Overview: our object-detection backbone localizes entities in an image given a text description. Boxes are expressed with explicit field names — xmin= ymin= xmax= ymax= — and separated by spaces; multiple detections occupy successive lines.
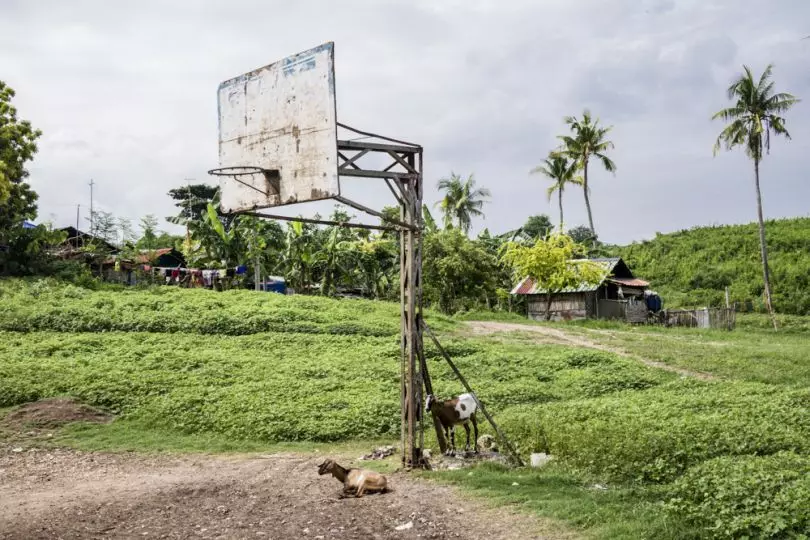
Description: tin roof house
xmin=511 ymin=257 xmax=655 ymax=322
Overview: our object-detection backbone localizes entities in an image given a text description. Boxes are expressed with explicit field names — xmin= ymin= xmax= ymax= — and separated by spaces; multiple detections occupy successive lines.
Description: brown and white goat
xmin=317 ymin=459 xmax=388 ymax=498
xmin=425 ymin=392 xmax=479 ymax=455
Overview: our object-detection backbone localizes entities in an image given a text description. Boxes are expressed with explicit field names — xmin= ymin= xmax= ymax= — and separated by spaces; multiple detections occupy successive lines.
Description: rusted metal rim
xmin=207 ymin=166 xmax=270 ymax=177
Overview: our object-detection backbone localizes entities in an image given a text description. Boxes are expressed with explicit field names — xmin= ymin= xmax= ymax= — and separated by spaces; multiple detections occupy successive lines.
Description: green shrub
xmin=0 ymin=279 xmax=401 ymax=337
xmin=666 ymin=452 xmax=810 ymax=538
xmin=499 ymin=380 xmax=810 ymax=483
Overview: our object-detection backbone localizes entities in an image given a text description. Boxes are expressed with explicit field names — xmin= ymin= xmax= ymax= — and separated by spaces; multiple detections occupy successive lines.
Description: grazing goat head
xmin=425 ymin=393 xmax=479 ymax=455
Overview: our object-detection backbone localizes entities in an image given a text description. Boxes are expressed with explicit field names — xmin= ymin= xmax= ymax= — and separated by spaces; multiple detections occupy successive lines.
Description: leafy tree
xmin=87 ymin=210 xmax=118 ymax=245
xmin=0 ymin=81 xmax=41 ymax=243
xmin=531 ymin=153 xmax=582 ymax=232
xmin=476 ymin=228 xmax=517 ymax=310
xmin=348 ymin=237 xmax=397 ymax=299
xmin=313 ymin=209 xmax=355 ymax=296
xmin=521 ymin=215 xmax=554 ymax=241
xmin=435 ymin=172 xmax=491 ymax=234
xmin=568 ymin=225 xmax=597 ymax=246
xmin=0 ymin=223 xmax=67 ymax=275
xmin=713 ymin=64 xmax=800 ymax=327
xmin=138 ymin=214 xmax=160 ymax=250
xmin=422 ymin=204 xmax=438 ymax=234
xmin=558 ymin=110 xmax=616 ymax=247
xmin=502 ymin=233 xmax=603 ymax=320
xmin=117 ymin=217 xmax=136 ymax=246
xmin=281 ymin=220 xmax=316 ymax=292
xmin=167 ymin=183 xmax=218 ymax=222
xmin=423 ymin=229 xmax=499 ymax=313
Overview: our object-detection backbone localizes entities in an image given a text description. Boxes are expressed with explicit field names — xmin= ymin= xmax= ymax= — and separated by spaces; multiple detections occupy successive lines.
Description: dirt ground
xmin=0 ymin=401 xmax=570 ymax=540
xmin=463 ymin=320 xmax=717 ymax=380
xmin=0 ymin=445 xmax=573 ymax=540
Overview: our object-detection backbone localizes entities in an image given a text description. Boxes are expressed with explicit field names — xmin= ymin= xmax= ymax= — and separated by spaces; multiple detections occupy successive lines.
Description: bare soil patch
xmin=2 ymin=398 xmax=112 ymax=430
xmin=464 ymin=321 xmax=717 ymax=381
xmin=0 ymin=442 xmax=571 ymax=540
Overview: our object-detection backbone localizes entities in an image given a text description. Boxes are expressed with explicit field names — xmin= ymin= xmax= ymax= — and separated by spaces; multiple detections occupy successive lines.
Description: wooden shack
xmin=511 ymin=257 xmax=651 ymax=321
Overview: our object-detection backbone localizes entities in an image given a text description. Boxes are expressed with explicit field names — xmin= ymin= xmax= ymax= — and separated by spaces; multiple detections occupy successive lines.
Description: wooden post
xmin=399 ymin=150 xmax=427 ymax=469
xmin=725 ymin=287 xmax=730 ymax=309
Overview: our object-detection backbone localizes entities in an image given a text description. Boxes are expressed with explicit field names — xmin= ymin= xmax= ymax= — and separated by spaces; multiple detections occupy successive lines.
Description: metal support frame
xmin=335 ymin=124 xmax=430 ymax=470
xmin=224 ymin=123 xmax=433 ymax=470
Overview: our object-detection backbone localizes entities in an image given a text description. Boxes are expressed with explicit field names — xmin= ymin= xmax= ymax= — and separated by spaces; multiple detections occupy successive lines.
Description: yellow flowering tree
xmin=501 ymin=233 xmax=604 ymax=320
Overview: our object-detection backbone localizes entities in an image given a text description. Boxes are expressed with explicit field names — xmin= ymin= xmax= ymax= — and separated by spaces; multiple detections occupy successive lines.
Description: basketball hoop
xmin=208 ymin=166 xmax=281 ymax=199
xmin=207 ymin=166 xmax=273 ymax=177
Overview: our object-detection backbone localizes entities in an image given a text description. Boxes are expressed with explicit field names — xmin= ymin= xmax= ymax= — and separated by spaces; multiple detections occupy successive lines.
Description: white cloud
xmin=2 ymin=0 xmax=809 ymax=242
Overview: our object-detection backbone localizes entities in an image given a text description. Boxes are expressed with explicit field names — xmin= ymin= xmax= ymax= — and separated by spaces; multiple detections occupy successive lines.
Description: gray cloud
xmin=2 ymin=0 xmax=809 ymax=243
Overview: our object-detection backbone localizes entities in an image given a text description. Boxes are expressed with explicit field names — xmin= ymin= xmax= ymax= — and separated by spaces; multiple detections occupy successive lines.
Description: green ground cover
xmin=2 ymin=279 xmax=808 ymax=538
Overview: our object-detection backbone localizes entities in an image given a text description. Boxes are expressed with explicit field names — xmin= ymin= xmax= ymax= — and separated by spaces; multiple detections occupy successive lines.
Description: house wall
xmin=528 ymin=293 xmax=589 ymax=321
xmin=597 ymin=299 xmax=649 ymax=322
xmin=597 ymin=299 xmax=626 ymax=319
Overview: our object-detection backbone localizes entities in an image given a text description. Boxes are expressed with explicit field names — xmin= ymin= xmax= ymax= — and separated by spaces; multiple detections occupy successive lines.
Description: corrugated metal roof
xmin=510 ymin=257 xmax=632 ymax=295
xmin=608 ymin=277 xmax=649 ymax=288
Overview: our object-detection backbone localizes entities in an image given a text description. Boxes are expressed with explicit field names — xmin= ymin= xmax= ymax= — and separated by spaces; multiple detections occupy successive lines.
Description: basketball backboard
xmin=214 ymin=42 xmax=339 ymax=213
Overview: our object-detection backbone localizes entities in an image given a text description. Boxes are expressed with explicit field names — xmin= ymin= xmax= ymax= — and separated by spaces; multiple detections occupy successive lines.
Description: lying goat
xmin=317 ymin=459 xmax=388 ymax=498
xmin=425 ymin=392 xmax=479 ymax=455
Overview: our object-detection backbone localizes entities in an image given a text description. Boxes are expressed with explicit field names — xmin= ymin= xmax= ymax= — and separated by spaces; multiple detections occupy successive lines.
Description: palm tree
xmin=530 ymin=153 xmax=582 ymax=232
xmin=558 ymin=110 xmax=616 ymax=247
xmin=435 ymin=172 xmax=491 ymax=234
xmin=713 ymin=64 xmax=800 ymax=326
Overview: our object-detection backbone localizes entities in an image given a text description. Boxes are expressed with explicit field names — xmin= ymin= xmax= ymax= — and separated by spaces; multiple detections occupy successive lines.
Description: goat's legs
xmin=463 ymin=422 xmax=471 ymax=452
xmin=471 ymin=415 xmax=479 ymax=453
xmin=355 ymin=480 xmax=366 ymax=498
xmin=449 ymin=426 xmax=457 ymax=455
xmin=443 ymin=425 xmax=453 ymax=455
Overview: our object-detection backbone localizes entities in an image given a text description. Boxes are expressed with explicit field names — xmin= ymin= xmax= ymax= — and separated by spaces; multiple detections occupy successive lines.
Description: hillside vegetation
xmin=2 ymin=279 xmax=810 ymax=538
xmin=611 ymin=217 xmax=810 ymax=314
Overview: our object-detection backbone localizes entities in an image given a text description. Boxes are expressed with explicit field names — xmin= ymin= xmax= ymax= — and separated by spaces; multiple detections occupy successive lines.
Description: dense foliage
xmin=0 ymin=80 xmax=40 ymax=234
xmin=611 ymin=217 xmax=810 ymax=314
xmin=2 ymin=280 xmax=809 ymax=536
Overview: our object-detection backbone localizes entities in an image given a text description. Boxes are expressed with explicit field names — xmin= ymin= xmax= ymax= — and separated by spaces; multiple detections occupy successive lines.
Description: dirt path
xmin=464 ymin=321 xmax=716 ymax=380
xmin=0 ymin=443 xmax=571 ymax=540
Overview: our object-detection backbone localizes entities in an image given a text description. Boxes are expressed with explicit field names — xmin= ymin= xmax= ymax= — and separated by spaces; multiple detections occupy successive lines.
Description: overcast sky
xmin=2 ymin=0 xmax=809 ymax=244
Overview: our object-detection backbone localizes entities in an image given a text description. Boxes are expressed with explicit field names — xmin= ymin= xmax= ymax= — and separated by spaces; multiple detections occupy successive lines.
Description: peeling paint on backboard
xmin=216 ymin=42 xmax=339 ymax=213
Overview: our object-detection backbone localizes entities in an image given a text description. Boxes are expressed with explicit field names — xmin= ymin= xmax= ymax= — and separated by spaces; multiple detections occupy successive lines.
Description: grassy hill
xmin=2 ymin=279 xmax=809 ymax=538
xmin=610 ymin=217 xmax=810 ymax=315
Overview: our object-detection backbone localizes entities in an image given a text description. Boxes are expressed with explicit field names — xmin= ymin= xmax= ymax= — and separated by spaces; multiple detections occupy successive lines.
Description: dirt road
xmin=464 ymin=321 xmax=716 ymax=380
xmin=0 ymin=443 xmax=568 ymax=540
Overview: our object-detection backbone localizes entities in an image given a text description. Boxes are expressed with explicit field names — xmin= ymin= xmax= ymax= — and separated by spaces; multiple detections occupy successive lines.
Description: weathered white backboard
xmin=216 ymin=42 xmax=339 ymax=213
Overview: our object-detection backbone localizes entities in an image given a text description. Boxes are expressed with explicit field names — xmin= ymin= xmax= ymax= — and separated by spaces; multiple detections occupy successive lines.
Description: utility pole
xmin=76 ymin=204 xmax=81 ymax=247
xmin=88 ymin=179 xmax=95 ymax=234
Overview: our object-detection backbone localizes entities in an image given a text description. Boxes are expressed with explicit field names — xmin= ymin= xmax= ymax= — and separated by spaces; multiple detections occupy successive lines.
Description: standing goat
xmin=425 ymin=393 xmax=479 ymax=455
xmin=317 ymin=459 xmax=388 ymax=498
